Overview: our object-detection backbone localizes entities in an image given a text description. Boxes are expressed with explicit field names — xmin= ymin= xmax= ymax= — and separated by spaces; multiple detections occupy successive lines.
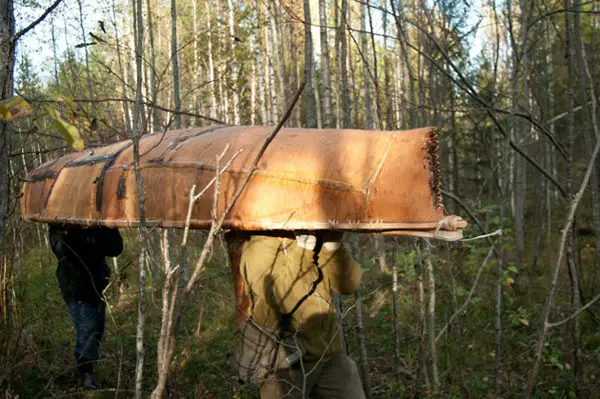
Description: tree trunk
xmin=334 ymin=0 xmax=340 ymax=128
xmin=391 ymin=241 xmax=403 ymax=392
xmin=192 ymin=0 xmax=199 ymax=116
xmin=509 ymin=0 xmax=532 ymax=272
xmin=171 ymin=0 xmax=181 ymax=128
xmin=303 ymin=0 xmax=316 ymax=128
xmin=354 ymin=285 xmax=373 ymax=399
xmin=416 ymin=243 xmax=431 ymax=391
xmin=50 ymin=15 xmax=59 ymax=86
xmin=390 ymin=0 xmax=418 ymax=128
xmin=360 ymin=3 xmax=372 ymax=129
xmin=132 ymin=0 xmax=149 ymax=396
xmin=574 ymin=0 xmax=600 ymax=273
xmin=112 ymin=0 xmax=132 ymax=133
xmin=265 ymin=4 xmax=278 ymax=124
xmin=348 ymin=9 xmax=358 ymax=128
xmin=255 ymin=0 xmax=267 ymax=124
xmin=0 ymin=0 xmax=15 ymax=322
xmin=250 ymin=35 xmax=257 ymax=125
xmin=312 ymin=60 xmax=322 ymax=129
xmin=349 ymin=236 xmax=372 ymax=398
xmin=146 ymin=0 xmax=161 ymax=132
xmin=339 ymin=0 xmax=351 ymax=127
xmin=424 ymin=241 xmax=439 ymax=392
xmin=206 ymin=1 xmax=217 ymax=119
xmin=496 ymin=192 xmax=504 ymax=394
xmin=227 ymin=0 xmax=240 ymax=124
xmin=382 ymin=1 xmax=392 ymax=129
xmin=77 ymin=0 xmax=96 ymax=118
xmin=319 ymin=0 xmax=333 ymax=128
xmin=270 ymin=2 xmax=285 ymax=119
xmin=366 ymin=0 xmax=382 ymax=129
xmin=374 ymin=236 xmax=388 ymax=273
xmin=394 ymin=49 xmax=405 ymax=128
xmin=564 ymin=0 xmax=585 ymax=394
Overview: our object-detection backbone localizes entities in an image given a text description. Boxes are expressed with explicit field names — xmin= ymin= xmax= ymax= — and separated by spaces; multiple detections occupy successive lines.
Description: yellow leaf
xmin=44 ymin=106 xmax=60 ymax=120
xmin=519 ymin=318 xmax=529 ymax=326
xmin=45 ymin=106 xmax=84 ymax=151
xmin=505 ymin=277 xmax=515 ymax=287
xmin=0 ymin=96 xmax=32 ymax=120
xmin=52 ymin=117 xmax=84 ymax=151
xmin=50 ymin=94 xmax=76 ymax=110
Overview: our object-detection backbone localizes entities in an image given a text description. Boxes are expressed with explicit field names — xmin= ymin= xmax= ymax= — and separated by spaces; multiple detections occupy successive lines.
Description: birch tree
xmin=319 ymin=0 xmax=333 ymax=128
xmin=303 ymin=0 xmax=316 ymax=128
xmin=171 ymin=0 xmax=181 ymax=128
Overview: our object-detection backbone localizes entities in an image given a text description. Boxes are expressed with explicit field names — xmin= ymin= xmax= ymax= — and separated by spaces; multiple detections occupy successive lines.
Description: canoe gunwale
xmin=21 ymin=215 xmax=466 ymax=231
xmin=21 ymin=216 xmax=466 ymax=242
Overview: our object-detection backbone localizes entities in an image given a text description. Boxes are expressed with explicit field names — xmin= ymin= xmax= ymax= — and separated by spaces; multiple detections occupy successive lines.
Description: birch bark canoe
xmin=20 ymin=126 xmax=466 ymax=239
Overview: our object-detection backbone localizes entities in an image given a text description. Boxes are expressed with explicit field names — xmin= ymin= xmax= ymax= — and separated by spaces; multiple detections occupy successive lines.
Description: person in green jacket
xmin=229 ymin=232 xmax=365 ymax=399
xmin=49 ymin=225 xmax=123 ymax=389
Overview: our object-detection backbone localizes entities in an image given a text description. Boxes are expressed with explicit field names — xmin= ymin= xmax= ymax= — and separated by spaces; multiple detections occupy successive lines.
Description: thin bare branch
xmin=523 ymin=135 xmax=600 ymax=398
xmin=435 ymin=246 xmax=495 ymax=343
xmin=11 ymin=0 xmax=65 ymax=43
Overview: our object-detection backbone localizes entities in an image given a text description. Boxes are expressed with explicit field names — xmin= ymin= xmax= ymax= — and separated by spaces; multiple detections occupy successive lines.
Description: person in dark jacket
xmin=49 ymin=225 xmax=123 ymax=389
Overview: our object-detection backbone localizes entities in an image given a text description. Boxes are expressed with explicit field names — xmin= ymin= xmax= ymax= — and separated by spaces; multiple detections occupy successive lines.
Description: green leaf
xmin=508 ymin=266 xmax=518 ymax=274
xmin=216 ymin=17 xmax=227 ymax=25
xmin=0 ymin=96 xmax=32 ymax=120
xmin=50 ymin=94 xmax=76 ymax=110
xmin=45 ymin=106 xmax=84 ymax=151
xmin=45 ymin=105 xmax=60 ymax=120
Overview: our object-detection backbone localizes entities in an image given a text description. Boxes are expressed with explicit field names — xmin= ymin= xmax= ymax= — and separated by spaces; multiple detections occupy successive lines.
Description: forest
xmin=1 ymin=0 xmax=600 ymax=397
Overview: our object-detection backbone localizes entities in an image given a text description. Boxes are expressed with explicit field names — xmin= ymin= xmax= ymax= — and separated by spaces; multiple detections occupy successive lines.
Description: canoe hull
xmin=21 ymin=126 xmax=460 ymax=235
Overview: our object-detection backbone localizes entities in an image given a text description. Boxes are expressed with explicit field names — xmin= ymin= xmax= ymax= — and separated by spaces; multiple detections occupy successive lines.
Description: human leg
xmin=310 ymin=353 xmax=365 ymax=399
xmin=259 ymin=360 xmax=323 ymax=399
xmin=67 ymin=300 xmax=104 ymax=388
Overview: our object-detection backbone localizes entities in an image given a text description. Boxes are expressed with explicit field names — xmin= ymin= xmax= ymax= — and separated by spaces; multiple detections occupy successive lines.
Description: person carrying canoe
xmin=49 ymin=225 xmax=123 ymax=389
xmin=228 ymin=231 xmax=366 ymax=399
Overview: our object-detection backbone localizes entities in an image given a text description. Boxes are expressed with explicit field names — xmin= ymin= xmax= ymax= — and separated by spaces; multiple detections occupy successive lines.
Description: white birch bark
xmin=255 ymin=1 xmax=267 ymax=124
xmin=227 ymin=0 xmax=240 ymax=124
xmin=171 ymin=0 xmax=181 ymax=128
xmin=206 ymin=1 xmax=217 ymax=119
xmin=319 ymin=0 xmax=333 ymax=128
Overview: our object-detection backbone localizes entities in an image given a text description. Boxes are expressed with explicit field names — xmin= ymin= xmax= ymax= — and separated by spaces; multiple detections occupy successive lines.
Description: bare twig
xmin=11 ymin=0 xmax=65 ymax=43
xmin=547 ymin=292 xmax=600 ymax=328
xmin=435 ymin=246 xmax=495 ymax=343
xmin=523 ymin=136 xmax=600 ymax=398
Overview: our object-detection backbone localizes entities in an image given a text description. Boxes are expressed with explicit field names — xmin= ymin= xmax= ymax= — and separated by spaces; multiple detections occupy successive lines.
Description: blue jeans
xmin=67 ymin=300 xmax=106 ymax=370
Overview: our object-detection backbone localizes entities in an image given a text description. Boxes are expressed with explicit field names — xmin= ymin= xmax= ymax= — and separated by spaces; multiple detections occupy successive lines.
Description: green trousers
xmin=260 ymin=352 xmax=366 ymax=399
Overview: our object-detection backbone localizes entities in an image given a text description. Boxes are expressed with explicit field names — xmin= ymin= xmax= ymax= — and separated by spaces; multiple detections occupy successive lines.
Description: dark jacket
xmin=50 ymin=226 xmax=123 ymax=305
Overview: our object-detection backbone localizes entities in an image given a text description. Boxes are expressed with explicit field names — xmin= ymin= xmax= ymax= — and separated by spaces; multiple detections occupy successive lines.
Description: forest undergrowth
xmin=4 ymin=219 xmax=599 ymax=398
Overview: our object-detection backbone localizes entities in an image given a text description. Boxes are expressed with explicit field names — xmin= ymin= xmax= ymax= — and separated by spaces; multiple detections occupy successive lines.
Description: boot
xmin=77 ymin=357 xmax=101 ymax=389
xmin=82 ymin=372 xmax=100 ymax=389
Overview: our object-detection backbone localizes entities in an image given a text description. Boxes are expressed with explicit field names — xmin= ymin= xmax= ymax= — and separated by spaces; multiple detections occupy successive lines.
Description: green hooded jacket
xmin=238 ymin=235 xmax=362 ymax=360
